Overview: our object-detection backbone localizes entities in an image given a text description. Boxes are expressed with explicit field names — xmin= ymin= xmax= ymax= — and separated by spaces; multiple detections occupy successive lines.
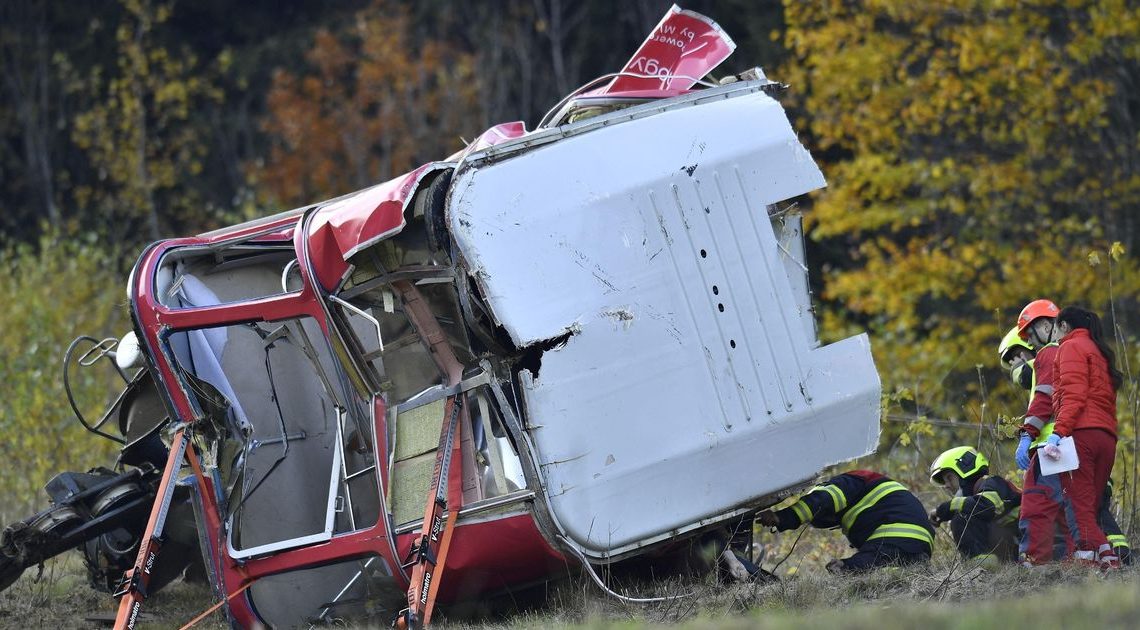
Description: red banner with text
xmin=604 ymin=4 xmax=736 ymax=94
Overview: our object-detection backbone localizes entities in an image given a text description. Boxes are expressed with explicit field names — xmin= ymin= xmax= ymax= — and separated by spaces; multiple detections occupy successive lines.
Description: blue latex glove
xmin=1015 ymin=434 xmax=1032 ymax=470
xmin=1041 ymin=433 xmax=1064 ymax=461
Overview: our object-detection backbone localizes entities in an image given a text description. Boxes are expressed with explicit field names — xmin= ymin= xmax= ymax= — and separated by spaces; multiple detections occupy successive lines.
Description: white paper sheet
xmin=1038 ymin=436 xmax=1080 ymax=475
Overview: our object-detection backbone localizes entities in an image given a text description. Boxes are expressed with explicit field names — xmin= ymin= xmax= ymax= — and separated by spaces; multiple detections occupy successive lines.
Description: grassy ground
xmin=446 ymin=558 xmax=1140 ymax=630
xmin=0 ymin=554 xmax=225 ymax=630
xmin=4 ymin=553 xmax=1139 ymax=629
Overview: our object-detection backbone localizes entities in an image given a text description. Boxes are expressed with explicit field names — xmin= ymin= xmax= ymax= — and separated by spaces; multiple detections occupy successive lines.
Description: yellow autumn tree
xmin=255 ymin=0 xmax=483 ymax=207
xmin=70 ymin=0 xmax=222 ymax=242
xmin=781 ymin=1 xmax=1140 ymax=432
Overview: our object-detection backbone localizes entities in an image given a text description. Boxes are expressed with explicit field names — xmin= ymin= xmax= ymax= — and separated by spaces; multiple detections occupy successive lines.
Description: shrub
xmin=0 ymin=230 xmax=130 ymax=519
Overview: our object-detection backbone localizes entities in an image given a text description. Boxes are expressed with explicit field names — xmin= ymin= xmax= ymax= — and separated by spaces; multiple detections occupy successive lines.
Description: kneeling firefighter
xmin=757 ymin=470 xmax=934 ymax=573
xmin=928 ymin=446 xmax=1021 ymax=565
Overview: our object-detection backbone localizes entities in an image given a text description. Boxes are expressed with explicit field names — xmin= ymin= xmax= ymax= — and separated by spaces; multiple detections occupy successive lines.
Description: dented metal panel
xmin=448 ymin=83 xmax=880 ymax=557
xmin=305 ymin=162 xmax=451 ymax=290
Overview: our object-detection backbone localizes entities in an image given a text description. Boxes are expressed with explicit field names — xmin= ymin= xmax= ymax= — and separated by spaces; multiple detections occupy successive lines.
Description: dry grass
xmin=3 ymin=552 xmax=1139 ymax=629
xmin=0 ymin=554 xmax=226 ymax=630
xmin=441 ymin=557 xmax=1140 ymax=629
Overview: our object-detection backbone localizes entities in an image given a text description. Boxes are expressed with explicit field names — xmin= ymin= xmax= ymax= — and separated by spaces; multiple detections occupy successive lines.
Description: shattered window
xmin=329 ymin=226 xmax=529 ymax=527
xmin=330 ymin=287 xmax=531 ymax=527
xmin=166 ymin=314 xmax=382 ymax=556
xmin=465 ymin=385 xmax=529 ymax=497
xmin=388 ymin=383 xmax=528 ymax=527
xmin=332 ymin=287 xmax=444 ymax=402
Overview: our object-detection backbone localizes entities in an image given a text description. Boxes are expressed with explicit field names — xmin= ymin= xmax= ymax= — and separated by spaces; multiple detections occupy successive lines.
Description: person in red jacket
xmin=1041 ymin=306 xmax=1124 ymax=568
xmin=999 ymin=324 xmax=1132 ymax=563
xmin=1010 ymin=299 xmax=1073 ymax=564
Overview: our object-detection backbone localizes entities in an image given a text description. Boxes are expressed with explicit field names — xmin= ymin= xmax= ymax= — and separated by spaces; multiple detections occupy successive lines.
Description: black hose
xmin=63 ymin=336 xmax=126 ymax=444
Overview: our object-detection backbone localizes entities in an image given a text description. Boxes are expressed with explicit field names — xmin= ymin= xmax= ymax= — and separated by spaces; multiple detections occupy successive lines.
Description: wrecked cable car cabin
xmin=118 ymin=77 xmax=881 ymax=626
xmin=1 ymin=8 xmax=882 ymax=626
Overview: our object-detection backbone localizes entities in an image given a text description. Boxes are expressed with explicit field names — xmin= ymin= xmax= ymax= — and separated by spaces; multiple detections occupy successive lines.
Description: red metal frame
xmin=304 ymin=163 xmax=446 ymax=291
xmin=121 ymin=207 xmax=566 ymax=628
xmin=107 ymin=7 xmax=751 ymax=624
xmin=124 ymin=222 xmax=411 ymax=627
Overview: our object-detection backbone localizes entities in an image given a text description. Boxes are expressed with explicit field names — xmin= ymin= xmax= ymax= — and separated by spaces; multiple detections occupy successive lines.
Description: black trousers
xmin=840 ymin=539 xmax=930 ymax=572
xmin=950 ymin=514 xmax=1019 ymax=562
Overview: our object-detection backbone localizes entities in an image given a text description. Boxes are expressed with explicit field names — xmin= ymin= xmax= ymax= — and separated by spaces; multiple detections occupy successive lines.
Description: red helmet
xmin=1016 ymin=299 xmax=1059 ymax=339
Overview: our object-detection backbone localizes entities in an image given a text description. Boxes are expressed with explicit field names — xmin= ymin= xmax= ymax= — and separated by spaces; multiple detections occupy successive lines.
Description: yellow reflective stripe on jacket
xmin=791 ymin=500 xmax=813 ymax=525
xmin=971 ymin=553 xmax=1001 ymax=569
xmin=840 ymin=481 xmax=906 ymax=531
xmin=978 ymin=491 xmax=1004 ymax=513
xmin=810 ymin=484 xmax=847 ymax=513
xmin=998 ymin=506 xmax=1020 ymax=526
xmin=1107 ymin=534 xmax=1130 ymax=549
xmin=866 ymin=522 xmax=934 ymax=547
xmin=949 ymin=496 xmax=966 ymax=512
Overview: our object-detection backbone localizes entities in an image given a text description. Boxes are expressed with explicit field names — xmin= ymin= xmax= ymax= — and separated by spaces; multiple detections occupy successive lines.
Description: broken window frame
xmin=127 ymin=223 xmax=422 ymax=627
xmin=146 ymin=233 xmax=396 ymax=555
xmin=323 ymin=261 xmax=536 ymax=529
xmin=158 ymin=312 xmax=383 ymax=560
xmin=154 ymin=243 xmax=303 ymax=309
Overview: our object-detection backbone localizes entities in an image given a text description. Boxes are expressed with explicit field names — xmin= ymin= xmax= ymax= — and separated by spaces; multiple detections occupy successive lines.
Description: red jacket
xmin=1021 ymin=344 xmax=1057 ymax=439
xmin=1052 ymin=328 xmax=1117 ymax=438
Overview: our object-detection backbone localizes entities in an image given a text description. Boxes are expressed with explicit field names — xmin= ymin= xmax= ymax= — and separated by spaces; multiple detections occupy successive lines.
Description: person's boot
xmin=1099 ymin=544 xmax=1121 ymax=571
xmin=1064 ymin=549 xmax=1100 ymax=568
xmin=1113 ymin=545 xmax=1131 ymax=566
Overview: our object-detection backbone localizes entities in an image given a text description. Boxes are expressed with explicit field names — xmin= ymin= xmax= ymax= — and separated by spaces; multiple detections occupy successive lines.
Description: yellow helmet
xmin=929 ymin=446 xmax=989 ymax=483
xmin=997 ymin=325 xmax=1034 ymax=369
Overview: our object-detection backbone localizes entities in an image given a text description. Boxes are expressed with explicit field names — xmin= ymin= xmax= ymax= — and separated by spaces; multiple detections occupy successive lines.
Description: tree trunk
xmin=1 ymin=9 xmax=60 ymax=229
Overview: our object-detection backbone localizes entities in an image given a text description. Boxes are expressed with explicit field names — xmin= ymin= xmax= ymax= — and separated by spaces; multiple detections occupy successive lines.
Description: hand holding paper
xmin=1041 ymin=433 xmax=1062 ymax=461
xmin=1038 ymin=436 xmax=1079 ymax=475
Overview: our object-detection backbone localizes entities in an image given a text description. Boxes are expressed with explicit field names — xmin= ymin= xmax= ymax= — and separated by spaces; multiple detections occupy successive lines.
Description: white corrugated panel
xmin=449 ymin=84 xmax=881 ymax=557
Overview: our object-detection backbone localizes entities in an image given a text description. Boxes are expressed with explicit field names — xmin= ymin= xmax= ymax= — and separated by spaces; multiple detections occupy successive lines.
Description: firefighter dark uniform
xmin=929 ymin=447 xmax=1020 ymax=564
xmin=759 ymin=470 xmax=933 ymax=572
